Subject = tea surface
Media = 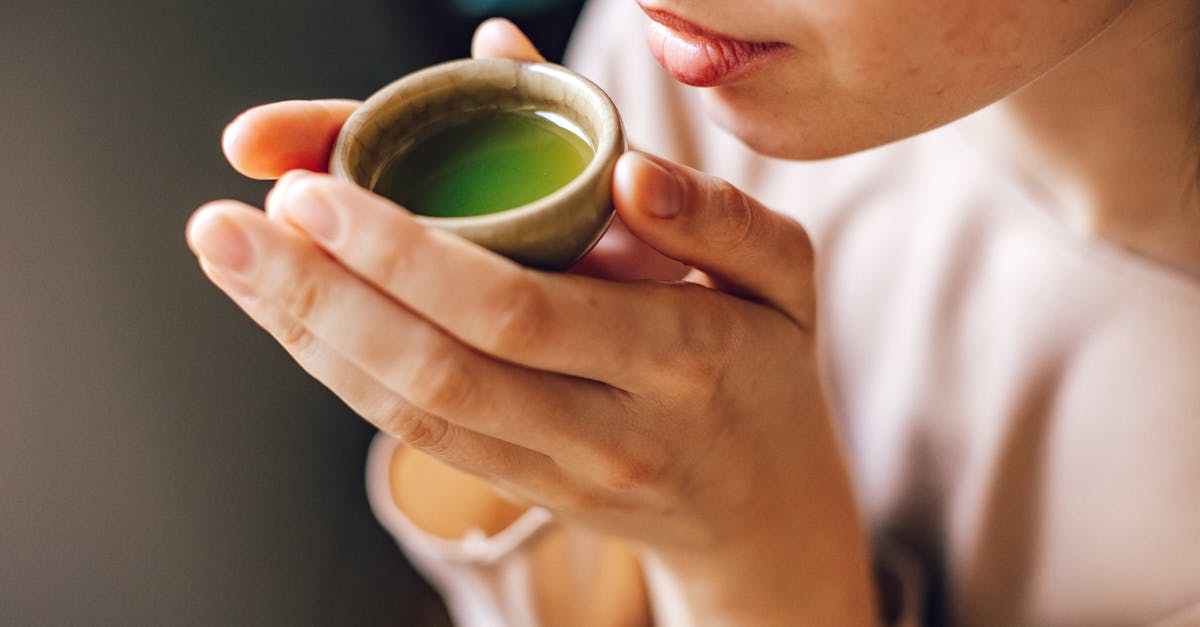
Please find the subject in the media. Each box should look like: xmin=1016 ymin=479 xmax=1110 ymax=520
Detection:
xmin=373 ymin=110 xmax=594 ymax=218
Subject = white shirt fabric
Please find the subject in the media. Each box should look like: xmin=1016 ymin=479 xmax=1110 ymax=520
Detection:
xmin=367 ymin=0 xmax=1200 ymax=624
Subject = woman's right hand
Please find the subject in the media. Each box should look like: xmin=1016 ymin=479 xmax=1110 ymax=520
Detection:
xmin=221 ymin=17 xmax=540 ymax=182
xmin=218 ymin=19 xmax=551 ymax=540
xmin=221 ymin=20 xmax=685 ymax=285
xmin=219 ymin=17 xmax=678 ymax=538
xmin=218 ymin=19 xmax=652 ymax=627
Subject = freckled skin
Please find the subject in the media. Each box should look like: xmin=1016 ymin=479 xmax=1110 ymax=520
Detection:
xmin=644 ymin=0 xmax=1133 ymax=158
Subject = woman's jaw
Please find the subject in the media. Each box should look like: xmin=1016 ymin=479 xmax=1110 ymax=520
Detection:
xmin=634 ymin=0 xmax=1138 ymax=161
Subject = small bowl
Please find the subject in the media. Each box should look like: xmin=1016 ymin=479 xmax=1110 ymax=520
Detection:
xmin=329 ymin=58 xmax=624 ymax=271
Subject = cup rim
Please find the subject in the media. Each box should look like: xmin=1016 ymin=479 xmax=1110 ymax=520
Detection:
xmin=330 ymin=57 xmax=624 ymax=227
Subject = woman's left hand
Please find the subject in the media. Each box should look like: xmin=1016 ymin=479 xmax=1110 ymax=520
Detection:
xmin=187 ymin=150 xmax=877 ymax=624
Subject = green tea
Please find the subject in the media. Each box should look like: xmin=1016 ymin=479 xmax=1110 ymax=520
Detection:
xmin=372 ymin=110 xmax=594 ymax=218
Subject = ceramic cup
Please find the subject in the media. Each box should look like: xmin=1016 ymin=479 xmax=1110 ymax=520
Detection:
xmin=329 ymin=58 xmax=625 ymax=271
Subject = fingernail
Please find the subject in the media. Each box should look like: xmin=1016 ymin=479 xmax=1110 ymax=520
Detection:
xmin=638 ymin=154 xmax=681 ymax=219
xmin=190 ymin=209 xmax=256 ymax=276
xmin=286 ymin=180 xmax=341 ymax=244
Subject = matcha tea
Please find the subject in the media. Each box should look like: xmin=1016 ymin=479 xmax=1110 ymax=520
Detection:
xmin=372 ymin=110 xmax=594 ymax=218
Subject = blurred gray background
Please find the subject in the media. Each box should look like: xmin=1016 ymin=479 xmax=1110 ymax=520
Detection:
xmin=0 ymin=1 xmax=581 ymax=624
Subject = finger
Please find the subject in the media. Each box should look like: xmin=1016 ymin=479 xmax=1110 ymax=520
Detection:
xmin=471 ymin=17 xmax=545 ymax=62
xmin=222 ymin=99 xmax=360 ymax=180
xmin=270 ymin=172 xmax=721 ymax=393
xmin=187 ymin=200 xmax=630 ymax=459
xmin=198 ymin=260 xmax=565 ymax=492
xmin=570 ymin=215 xmax=690 ymax=281
xmin=612 ymin=152 xmax=817 ymax=327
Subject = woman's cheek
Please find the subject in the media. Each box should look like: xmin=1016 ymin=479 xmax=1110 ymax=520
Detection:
xmin=697 ymin=0 xmax=1132 ymax=160
xmin=696 ymin=6 xmax=952 ymax=159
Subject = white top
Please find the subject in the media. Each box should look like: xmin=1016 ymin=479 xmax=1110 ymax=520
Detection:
xmin=367 ymin=0 xmax=1200 ymax=624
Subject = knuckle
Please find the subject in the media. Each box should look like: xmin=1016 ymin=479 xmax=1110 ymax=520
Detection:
xmin=775 ymin=216 xmax=817 ymax=327
xmin=667 ymin=295 xmax=738 ymax=389
xmin=375 ymin=228 xmax=418 ymax=294
xmin=405 ymin=347 xmax=474 ymax=413
xmin=681 ymin=350 xmax=727 ymax=390
xmin=381 ymin=402 xmax=452 ymax=452
xmin=482 ymin=274 xmax=549 ymax=354
xmin=274 ymin=315 xmax=308 ymax=348
xmin=780 ymin=214 xmax=815 ymax=267
xmin=376 ymin=397 xmax=418 ymax=435
xmin=282 ymin=272 xmax=323 ymax=323
xmin=652 ymin=341 xmax=721 ymax=391
xmin=598 ymin=448 xmax=669 ymax=493
xmin=275 ymin=316 xmax=319 ymax=359
xmin=705 ymin=179 xmax=755 ymax=252
xmin=557 ymin=486 xmax=607 ymax=514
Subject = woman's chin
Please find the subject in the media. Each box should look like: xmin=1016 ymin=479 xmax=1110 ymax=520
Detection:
xmin=701 ymin=89 xmax=892 ymax=162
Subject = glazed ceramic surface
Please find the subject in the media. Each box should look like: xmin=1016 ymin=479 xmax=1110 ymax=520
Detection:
xmin=330 ymin=58 xmax=624 ymax=270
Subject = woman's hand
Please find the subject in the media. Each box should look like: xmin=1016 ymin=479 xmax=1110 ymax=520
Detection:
xmin=197 ymin=19 xmax=877 ymax=625
xmin=220 ymin=19 xmax=684 ymax=284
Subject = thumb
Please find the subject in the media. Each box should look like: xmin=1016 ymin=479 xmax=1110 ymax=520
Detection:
xmin=471 ymin=18 xmax=545 ymax=62
xmin=613 ymin=152 xmax=817 ymax=327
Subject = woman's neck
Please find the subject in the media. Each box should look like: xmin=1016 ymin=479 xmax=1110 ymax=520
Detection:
xmin=966 ymin=0 xmax=1200 ymax=279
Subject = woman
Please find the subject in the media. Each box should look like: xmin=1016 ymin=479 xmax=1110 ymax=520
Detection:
xmin=188 ymin=0 xmax=1200 ymax=624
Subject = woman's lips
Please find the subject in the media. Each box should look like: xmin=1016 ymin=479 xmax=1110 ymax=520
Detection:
xmin=641 ymin=8 xmax=789 ymax=87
